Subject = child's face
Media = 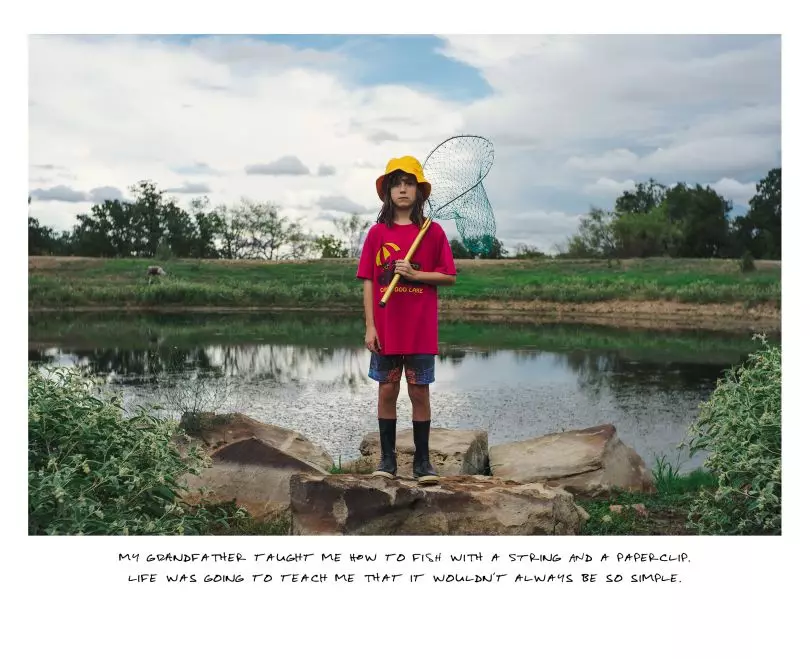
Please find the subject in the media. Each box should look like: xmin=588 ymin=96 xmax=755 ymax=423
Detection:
xmin=389 ymin=173 xmax=418 ymax=210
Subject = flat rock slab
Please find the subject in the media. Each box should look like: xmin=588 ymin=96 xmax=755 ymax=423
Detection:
xmin=289 ymin=473 xmax=588 ymax=535
xmin=488 ymin=424 xmax=655 ymax=497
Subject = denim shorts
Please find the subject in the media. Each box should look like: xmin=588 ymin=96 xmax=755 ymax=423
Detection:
xmin=368 ymin=353 xmax=435 ymax=385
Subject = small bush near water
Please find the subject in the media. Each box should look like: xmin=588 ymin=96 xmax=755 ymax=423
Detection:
xmin=683 ymin=336 xmax=781 ymax=534
xmin=28 ymin=366 xmax=247 ymax=535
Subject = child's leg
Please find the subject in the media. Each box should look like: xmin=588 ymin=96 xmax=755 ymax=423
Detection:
xmin=406 ymin=382 xmax=430 ymax=421
xmin=378 ymin=381 xmax=400 ymax=418
xmin=405 ymin=355 xmax=438 ymax=484
xmin=368 ymin=353 xmax=403 ymax=478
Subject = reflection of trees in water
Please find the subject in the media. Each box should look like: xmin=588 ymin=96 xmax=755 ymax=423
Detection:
xmin=438 ymin=348 xmax=468 ymax=365
xmin=334 ymin=350 xmax=369 ymax=392
xmin=438 ymin=347 xmax=507 ymax=364
xmin=556 ymin=350 xmax=732 ymax=404
xmin=29 ymin=349 xmax=57 ymax=366
xmin=209 ymin=345 xmax=358 ymax=385
xmin=29 ymin=343 xmax=372 ymax=390
xmin=29 ymin=346 xmax=218 ymax=381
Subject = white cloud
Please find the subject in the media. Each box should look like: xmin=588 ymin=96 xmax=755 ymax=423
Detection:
xmin=584 ymin=177 xmax=637 ymax=198
xmin=568 ymin=151 xmax=640 ymax=174
xmin=165 ymin=181 xmax=212 ymax=194
xmin=30 ymin=185 xmax=88 ymax=203
xmin=28 ymin=34 xmax=780 ymax=253
xmin=367 ymin=129 xmax=399 ymax=144
xmin=245 ymin=156 xmax=310 ymax=176
xmin=172 ymin=162 xmax=221 ymax=176
xmin=89 ymin=186 xmax=126 ymax=203
xmin=566 ymin=136 xmax=777 ymax=178
xmin=708 ymin=177 xmax=758 ymax=207
xmin=317 ymin=195 xmax=368 ymax=214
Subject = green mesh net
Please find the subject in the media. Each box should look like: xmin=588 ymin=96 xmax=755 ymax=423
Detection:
xmin=422 ymin=135 xmax=496 ymax=256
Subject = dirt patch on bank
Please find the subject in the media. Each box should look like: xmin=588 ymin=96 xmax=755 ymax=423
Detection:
xmin=29 ymin=299 xmax=780 ymax=333
xmin=439 ymin=299 xmax=781 ymax=332
xmin=29 ymin=256 xmax=102 ymax=270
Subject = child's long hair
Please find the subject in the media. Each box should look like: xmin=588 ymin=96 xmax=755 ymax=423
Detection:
xmin=376 ymin=170 xmax=427 ymax=229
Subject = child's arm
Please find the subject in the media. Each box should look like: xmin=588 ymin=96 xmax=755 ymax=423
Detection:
xmin=394 ymin=224 xmax=457 ymax=285
xmin=411 ymin=270 xmax=456 ymax=286
xmin=363 ymin=279 xmax=381 ymax=352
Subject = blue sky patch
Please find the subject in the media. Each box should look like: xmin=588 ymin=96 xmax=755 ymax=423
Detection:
xmin=168 ymin=34 xmax=492 ymax=102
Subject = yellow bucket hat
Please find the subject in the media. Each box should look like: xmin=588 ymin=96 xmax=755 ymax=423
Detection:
xmin=375 ymin=155 xmax=431 ymax=201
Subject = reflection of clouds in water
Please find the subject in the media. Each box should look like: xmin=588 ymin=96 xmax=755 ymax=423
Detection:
xmin=434 ymin=349 xmax=577 ymax=389
xmin=32 ymin=343 xmax=718 ymax=471
xmin=190 ymin=345 xmax=373 ymax=387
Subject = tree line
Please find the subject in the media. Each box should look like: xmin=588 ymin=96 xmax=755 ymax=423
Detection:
xmin=561 ymin=168 xmax=781 ymax=260
xmin=28 ymin=180 xmax=371 ymax=260
xmin=28 ymin=168 xmax=780 ymax=261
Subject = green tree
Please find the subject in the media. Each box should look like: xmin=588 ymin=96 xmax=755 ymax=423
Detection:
xmin=513 ymin=243 xmax=546 ymax=258
xmin=663 ymin=183 xmax=732 ymax=257
xmin=285 ymin=225 xmax=316 ymax=260
xmin=450 ymin=238 xmax=471 ymax=259
xmin=612 ymin=204 xmax=677 ymax=258
xmin=188 ymin=197 xmax=223 ymax=259
xmin=565 ymin=207 xmax=617 ymax=258
xmin=128 ymin=180 xmax=166 ymax=257
xmin=217 ymin=199 xmax=304 ymax=260
xmin=29 ymin=216 xmax=57 ymax=255
xmin=28 ymin=195 xmax=68 ymax=256
xmin=732 ymin=167 xmax=781 ymax=259
xmin=487 ymin=238 xmax=509 ymax=259
xmin=72 ymin=205 xmax=117 ymax=257
xmin=314 ymin=234 xmax=349 ymax=258
xmin=615 ymin=179 xmax=667 ymax=215
xmin=333 ymin=214 xmax=372 ymax=258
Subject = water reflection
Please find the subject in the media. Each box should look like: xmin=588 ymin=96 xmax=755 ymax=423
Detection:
xmin=29 ymin=339 xmax=736 ymax=471
xmin=31 ymin=308 xmax=770 ymax=471
xmin=28 ymin=343 xmax=729 ymax=394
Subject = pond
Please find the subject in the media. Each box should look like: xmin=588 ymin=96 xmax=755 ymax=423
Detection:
xmin=28 ymin=310 xmax=776 ymax=472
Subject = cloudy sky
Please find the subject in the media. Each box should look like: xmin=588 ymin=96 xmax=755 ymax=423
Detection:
xmin=28 ymin=34 xmax=781 ymax=254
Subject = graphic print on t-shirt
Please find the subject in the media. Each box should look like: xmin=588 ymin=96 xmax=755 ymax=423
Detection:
xmin=375 ymin=241 xmax=421 ymax=286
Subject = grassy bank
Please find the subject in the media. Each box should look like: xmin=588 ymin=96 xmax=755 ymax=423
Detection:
xmin=29 ymin=256 xmax=780 ymax=310
xmin=579 ymin=461 xmax=718 ymax=535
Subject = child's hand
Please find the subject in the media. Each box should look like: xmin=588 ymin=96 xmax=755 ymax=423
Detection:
xmin=394 ymin=260 xmax=419 ymax=281
xmin=365 ymin=327 xmax=381 ymax=353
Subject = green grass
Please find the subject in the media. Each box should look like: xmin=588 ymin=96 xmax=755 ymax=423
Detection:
xmin=28 ymin=256 xmax=781 ymax=309
xmin=578 ymin=455 xmax=718 ymax=535
xmin=204 ymin=504 xmax=291 ymax=535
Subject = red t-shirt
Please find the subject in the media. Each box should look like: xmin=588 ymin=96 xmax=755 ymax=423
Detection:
xmin=356 ymin=220 xmax=457 ymax=355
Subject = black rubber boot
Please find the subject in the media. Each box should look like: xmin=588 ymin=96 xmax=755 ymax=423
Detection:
xmin=372 ymin=418 xmax=397 ymax=478
xmin=413 ymin=420 xmax=439 ymax=485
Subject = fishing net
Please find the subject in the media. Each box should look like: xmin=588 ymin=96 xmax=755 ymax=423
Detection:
xmin=422 ymin=135 xmax=496 ymax=256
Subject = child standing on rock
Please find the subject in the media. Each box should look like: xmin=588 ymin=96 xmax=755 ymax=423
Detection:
xmin=356 ymin=155 xmax=457 ymax=485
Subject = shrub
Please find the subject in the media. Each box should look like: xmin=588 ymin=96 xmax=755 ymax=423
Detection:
xmin=28 ymin=366 xmax=244 ymax=535
xmin=740 ymin=250 xmax=756 ymax=273
xmin=683 ymin=336 xmax=781 ymax=534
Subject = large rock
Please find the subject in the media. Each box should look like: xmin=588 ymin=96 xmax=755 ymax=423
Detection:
xmin=348 ymin=427 xmax=488 ymax=476
xmin=289 ymin=473 xmax=588 ymax=535
xmin=182 ymin=436 xmax=328 ymax=520
xmin=488 ymin=424 xmax=655 ymax=497
xmin=182 ymin=412 xmax=334 ymax=472
xmin=177 ymin=413 xmax=334 ymax=520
